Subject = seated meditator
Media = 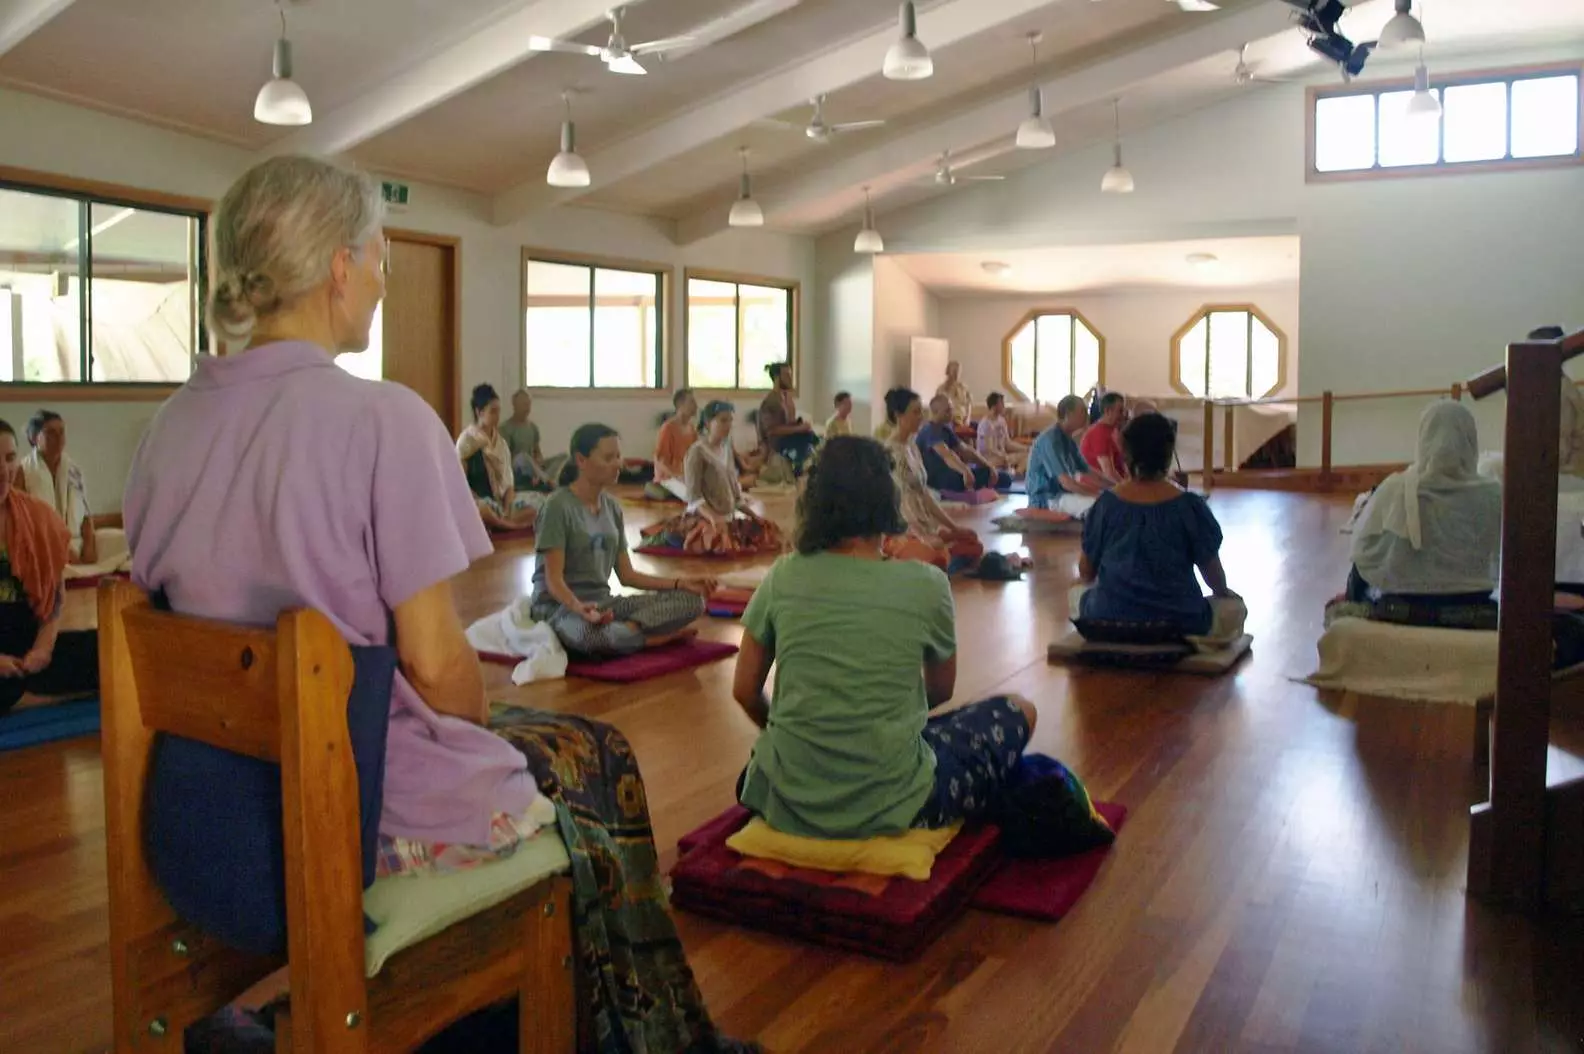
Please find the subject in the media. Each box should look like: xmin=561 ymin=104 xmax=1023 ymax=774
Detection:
xmin=457 ymin=383 xmax=545 ymax=532
xmin=19 ymin=409 xmax=129 ymax=570
xmin=935 ymin=361 xmax=973 ymax=428
xmin=873 ymin=401 xmax=898 ymax=444
xmin=1346 ymin=401 xmax=1500 ymax=620
xmin=1080 ymin=391 xmax=1129 ymax=484
xmin=1025 ymin=395 xmax=1108 ymax=518
xmin=1076 ymin=412 xmax=1236 ymax=637
xmin=1534 ymin=324 xmax=1584 ymax=490
xmin=757 ymin=362 xmax=819 ymax=478
xmin=917 ymin=395 xmax=1010 ymax=493
xmin=0 ymin=420 xmax=99 ymax=718
xmin=882 ymin=388 xmax=990 ymax=572
xmin=731 ymin=434 xmax=1038 ymax=839
xmin=976 ymin=392 xmax=1029 ymax=475
xmin=121 ymin=156 xmax=750 ymax=1051
xmin=499 ymin=388 xmax=561 ymax=491
xmin=641 ymin=401 xmax=785 ymax=557
xmin=531 ymin=423 xmax=714 ymax=657
xmin=825 ymin=390 xmax=854 ymax=438
xmin=654 ymin=388 xmax=699 ymax=487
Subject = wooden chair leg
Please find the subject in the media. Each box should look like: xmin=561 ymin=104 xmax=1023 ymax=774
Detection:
xmin=521 ymin=876 xmax=577 ymax=1054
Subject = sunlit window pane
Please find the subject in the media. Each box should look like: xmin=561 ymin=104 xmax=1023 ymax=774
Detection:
xmin=1177 ymin=318 xmax=1208 ymax=397
xmin=89 ymin=204 xmax=197 ymax=382
xmin=1207 ymin=311 xmax=1251 ymax=399
xmin=1008 ymin=321 xmax=1035 ymax=401
xmin=525 ymin=260 xmax=591 ymax=388
xmin=1034 ymin=314 xmax=1073 ymax=403
xmin=335 ymin=302 xmax=383 ymax=379
xmin=740 ymin=284 xmax=789 ymax=391
xmin=686 ymin=277 xmax=793 ymax=389
xmin=1511 ymin=75 xmax=1580 ymax=159
xmin=1378 ymin=89 xmax=1441 ymax=168
xmin=1250 ymin=317 xmax=1280 ymax=397
xmin=1315 ymin=94 xmax=1377 ymax=171
xmin=1073 ymin=322 xmax=1101 ymax=402
xmin=525 ymin=260 xmax=663 ymax=389
xmin=1443 ymin=81 xmax=1508 ymax=163
xmin=593 ymin=267 xmax=658 ymax=388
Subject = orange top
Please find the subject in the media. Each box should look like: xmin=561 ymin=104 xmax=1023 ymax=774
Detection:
xmin=3 ymin=488 xmax=71 ymax=620
xmin=655 ymin=417 xmax=697 ymax=481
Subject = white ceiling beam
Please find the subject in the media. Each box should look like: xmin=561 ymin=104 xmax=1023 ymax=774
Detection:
xmin=490 ymin=0 xmax=1064 ymax=225
xmin=260 ymin=0 xmax=613 ymax=159
xmin=674 ymin=2 xmax=1298 ymax=244
xmin=0 ymin=0 xmax=75 ymax=57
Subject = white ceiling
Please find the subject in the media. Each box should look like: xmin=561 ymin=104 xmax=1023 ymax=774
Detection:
xmin=893 ymin=236 xmax=1302 ymax=297
xmin=0 ymin=0 xmax=1580 ymax=241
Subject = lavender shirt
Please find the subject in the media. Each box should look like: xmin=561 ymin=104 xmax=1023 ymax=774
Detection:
xmin=124 ymin=341 xmax=536 ymax=846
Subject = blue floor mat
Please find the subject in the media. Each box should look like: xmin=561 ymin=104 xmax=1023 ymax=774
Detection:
xmin=0 ymin=698 xmax=101 ymax=752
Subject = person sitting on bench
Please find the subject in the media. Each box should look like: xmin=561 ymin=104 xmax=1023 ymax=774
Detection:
xmin=1076 ymin=412 xmax=1236 ymax=637
xmin=457 ymin=384 xmax=544 ymax=532
xmin=730 ymin=433 xmax=1038 ymax=839
xmin=531 ymin=423 xmax=714 ymax=657
xmin=917 ymin=394 xmax=1009 ymax=493
xmin=1026 ymin=395 xmax=1108 ymax=518
xmin=1346 ymin=401 xmax=1500 ymax=622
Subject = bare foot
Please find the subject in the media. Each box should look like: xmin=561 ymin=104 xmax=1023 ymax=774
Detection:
xmin=644 ymin=626 xmax=700 ymax=649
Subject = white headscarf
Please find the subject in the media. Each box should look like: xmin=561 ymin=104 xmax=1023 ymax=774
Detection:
xmin=1352 ymin=401 xmax=1502 ymax=594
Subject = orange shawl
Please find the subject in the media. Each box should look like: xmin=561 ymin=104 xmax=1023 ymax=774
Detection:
xmin=4 ymin=488 xmax=71 ymax=620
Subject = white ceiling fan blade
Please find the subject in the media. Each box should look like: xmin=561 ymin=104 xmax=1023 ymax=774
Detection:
xmin=527 ymin=36 xmax=605 ymax=58
xmin=752 ymin=117 xmax=809 ymax=132
xmin=963 ymin=175 xmax=1006 ymax=181
xmin=630 ymin=35 xmax=695 ymax=55
xmin=604 ymin=53 xmax=649 ymax=74
xmin=829 ymin=120 xmax=886 ymax=133
xmin=1175 ymin=0 xmax=1220 ymax=11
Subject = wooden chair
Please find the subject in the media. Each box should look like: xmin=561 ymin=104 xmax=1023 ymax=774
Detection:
xmin=99 ymin=579 xmax=577 ymax=1053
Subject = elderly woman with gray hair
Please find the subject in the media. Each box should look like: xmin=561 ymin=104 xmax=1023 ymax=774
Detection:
xmin=641 ymin=399 xmax=785 ymax=556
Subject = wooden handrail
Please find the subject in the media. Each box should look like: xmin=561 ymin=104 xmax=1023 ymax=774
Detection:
xmin=1466 ymin=328 xmax=1584 ymax=400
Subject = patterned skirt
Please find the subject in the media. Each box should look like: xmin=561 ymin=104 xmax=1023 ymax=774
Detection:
xmin=641 ymin=510 xmax=785 ymax=557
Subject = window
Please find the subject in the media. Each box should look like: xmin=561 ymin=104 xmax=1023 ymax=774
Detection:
xmin=685 ymin=273 xmax=796 ymax=390
xmin=522 ymin=253 xmax=665 ymax=389
xmin=334 ymin=302 xmax=383 ymax=379
xmin=1311 ymin=67 xmax=1581 ymax=179
xmin=1001 ymin=310 xmax=1103 ymax=406
xmin=1172 ymin=306 xmax=1285 ymax=400
xmin=0 ymin=180 xmax=205 ymax=385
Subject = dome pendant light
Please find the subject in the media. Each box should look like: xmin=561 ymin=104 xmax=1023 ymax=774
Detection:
xmin=1379 ymin=0 xmax=1426 ymax=49
xmin=882 ymin=1 xmax=933 ymax=81
xmin=1101 ymin=98 xmax=1134 ymax=194
xmin=853 ymin=186 xmax=884 ymax=254
xmin=254 ymin=9 xmax=313 ymax=126
xmin=728 ymin=146 xmax=764 ymax=227
xmin=1405 ymin=54 xmax=1441 ymax=120
xmin=546 ymin=92 xmax=591 ymax=188
xmin=1015 ymin=32 xmax=1055 ymax=149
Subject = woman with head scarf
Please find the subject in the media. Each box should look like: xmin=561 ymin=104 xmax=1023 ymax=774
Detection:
xmin=1347 ymin=401 xmax=1501 ymax=607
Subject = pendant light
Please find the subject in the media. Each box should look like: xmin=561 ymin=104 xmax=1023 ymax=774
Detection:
xmin=853 ymin=187 xmax=884 ymax=254
xmin=254 ymin=7 xmax=312 ymax=126
xmin=728 ymin=146 xmax=764 ymax=227
xmin=1100 ymin=98 xmax=1134 ymax=194
xmin=882 ymin=2 xmax=933 ymax=81
xmin=1015 ymin=32 xmax=1055 ymax=150
xmin=1379 ymin=0 xmax=1426 ymax=50
xmin=546 ymin=92 xmax=591 ymax=188
xmin=1405 ymin=50 xmax=1441 ymax=120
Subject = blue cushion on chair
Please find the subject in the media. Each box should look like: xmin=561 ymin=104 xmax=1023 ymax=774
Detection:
xmin=146 ymin=643 xmax=397 ymax=956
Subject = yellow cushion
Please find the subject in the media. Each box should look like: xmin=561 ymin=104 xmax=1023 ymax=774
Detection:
xmin=362 ymin=829 xmax=572 ymax=977
xmin=725 ymin=819 xmax=962 ymax=882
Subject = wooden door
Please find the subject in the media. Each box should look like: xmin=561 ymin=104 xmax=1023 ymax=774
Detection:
xmin=382 ymin=233 xmax=460 ymax=432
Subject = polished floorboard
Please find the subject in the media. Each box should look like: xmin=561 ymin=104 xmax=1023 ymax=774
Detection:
xmin=4 ymin=489 xmax=1584 ymax=1053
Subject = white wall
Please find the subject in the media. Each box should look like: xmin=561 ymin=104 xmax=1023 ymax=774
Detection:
xmin=864 ymin=46 xmax=1584 ymax=468
xmin=0 ymin=87 xmax=817 ymax=508
xmin=933 ymin=284 xmax=1300 ymax=406
xmin=813 ymin=234 xmax=875 ymax=430
xmin=870 ymin=256 xmax=940 ymax=429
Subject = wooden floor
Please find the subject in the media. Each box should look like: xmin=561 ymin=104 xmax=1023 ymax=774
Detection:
xmin=5 ymin=490 xmax=1584 ymax=1053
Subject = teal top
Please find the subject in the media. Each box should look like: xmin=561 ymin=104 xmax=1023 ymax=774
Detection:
xmin=739 ymin=552 xmax=957 ymax=838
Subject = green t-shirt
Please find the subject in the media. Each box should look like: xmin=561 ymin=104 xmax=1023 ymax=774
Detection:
xmin=739 ymin=552 xmax=957 ymax=838
xmin=530 ymin=489 xmax=627 ymax=605
xmin=499 ymin=418 xmax=540 ymax=462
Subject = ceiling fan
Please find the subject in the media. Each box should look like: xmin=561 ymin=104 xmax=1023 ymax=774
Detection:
xmin=918 ymin=150 xmax=1006 ymax=187
xmin=1232 ymin=44 xmax=1299 ymax=86
xmin=526 ymin=6 xmax=693 ymax=76
xmin=758 ymin=94 xmax=886 ymax=142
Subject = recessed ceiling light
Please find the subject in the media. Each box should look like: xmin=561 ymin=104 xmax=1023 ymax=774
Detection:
xmin=1186 ymin=252 xmax=1218 ymax=268
xmin=981 ymin=261 xmax=1012 ymax=276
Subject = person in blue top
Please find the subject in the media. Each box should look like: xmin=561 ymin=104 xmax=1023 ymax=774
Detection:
xmin=1025 ymin=395 xmax=1108 ymax=518
xmin=1076 ymin=411 xmax=1236 ymax=636
xmin=915 ymin=395 xmax=1008 ymax=492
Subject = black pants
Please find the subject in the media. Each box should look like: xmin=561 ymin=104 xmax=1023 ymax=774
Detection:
xmin=0 ymin=600 xmax=99 ymax=718
xmin=1344 ymin=566 xmax=1491 ymax=609
xmin=926 ymin=461 xmax=1002 ymax=493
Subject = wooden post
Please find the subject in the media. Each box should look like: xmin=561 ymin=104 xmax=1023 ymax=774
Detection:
xmin=1320 ymin=391 xmax=1334 ymax=486
xmin=1202 ymin=400 xmax=1215 ymax=493
xmin=1223 ymin=405 xmax=1235 ymax=473
xmin=1469 ymin=339 xmax=1561 ymax=907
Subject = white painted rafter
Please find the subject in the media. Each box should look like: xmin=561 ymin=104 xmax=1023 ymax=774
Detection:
xmin=0 ymin=0 xmax=75 ymax=58
xmin=673 ymin=2 xmax=1299 ymax=244
xmin=260 ymin=0 xmax=616 ymax=159
xmin=490 ymin=0 xmax=1066 ymax=226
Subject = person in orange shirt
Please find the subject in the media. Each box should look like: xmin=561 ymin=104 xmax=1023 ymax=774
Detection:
xmin=655 ymin=388 xmax=699 ymax=483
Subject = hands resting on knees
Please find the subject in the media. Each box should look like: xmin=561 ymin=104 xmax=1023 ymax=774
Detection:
xmin=0 ymin=647 xmax=51 ymax=678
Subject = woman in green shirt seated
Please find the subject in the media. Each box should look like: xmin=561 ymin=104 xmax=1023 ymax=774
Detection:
xmin=731 ymin=435 xmax=1038 ymax=839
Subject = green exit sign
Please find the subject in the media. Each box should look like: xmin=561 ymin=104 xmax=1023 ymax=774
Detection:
xmin=381 ymin=181 xmax=410 ymax=207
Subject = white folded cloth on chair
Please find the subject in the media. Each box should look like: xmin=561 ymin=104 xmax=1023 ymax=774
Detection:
xmin=65 ymin=528 xmax=132 ymax=579
xmin=1302 ymin=616 xmax=1496 ymax=704
xmin=466 ymin=599 xmax=568 ymax=685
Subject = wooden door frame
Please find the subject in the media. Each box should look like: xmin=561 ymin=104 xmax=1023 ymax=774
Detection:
xmin=386 ymin=227 xmax=462 ymax=433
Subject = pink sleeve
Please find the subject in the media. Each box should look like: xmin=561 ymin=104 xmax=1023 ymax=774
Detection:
xmin=368 ymin=388 xmax=493 ymax=610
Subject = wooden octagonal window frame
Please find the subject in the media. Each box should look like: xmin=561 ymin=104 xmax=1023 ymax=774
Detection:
xmin=1169 ymin=303 xmax=1288 ymax=400
xmin=999 ymin=307 xmax=1106 ymax=406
